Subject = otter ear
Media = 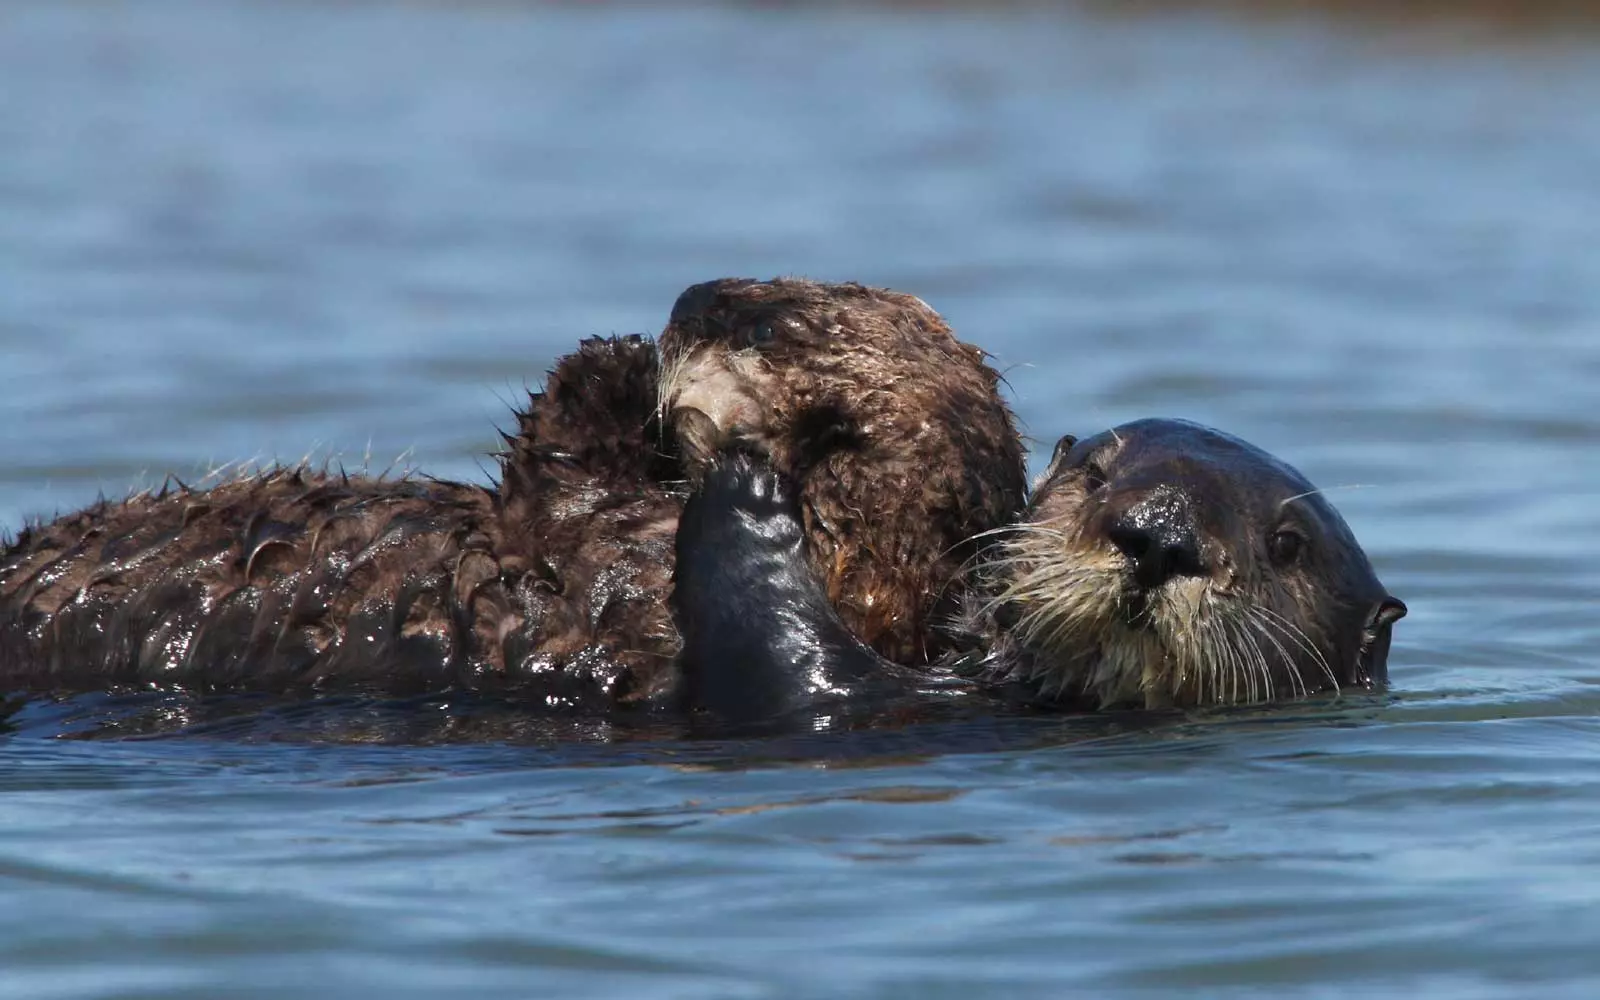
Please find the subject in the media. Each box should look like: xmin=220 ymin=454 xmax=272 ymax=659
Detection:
xmin=1355 ymin=596 xmax=1406 ymax=685
xmin=1044 ymin=435 xmax=1078 ymax=478
xmin=1050 ymin=434 xmax=1078 ymax=462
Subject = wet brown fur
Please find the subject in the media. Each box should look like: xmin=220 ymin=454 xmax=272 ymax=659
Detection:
xmin=1 ymin=278 xmax=1028 ymax=705
xmin=659 ymin=278 xmax=1027 ymax=663
xmin=0 ymin=336 xmax=684 ymax=705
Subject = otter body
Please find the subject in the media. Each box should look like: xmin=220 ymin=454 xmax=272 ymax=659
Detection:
xmin=0 ymin=336 xmax=683 ymax=705
xmin=674 ymin=419 xmax=1406 ymax=723
xmin=0 ymin=278 xmax=1027 ymax=710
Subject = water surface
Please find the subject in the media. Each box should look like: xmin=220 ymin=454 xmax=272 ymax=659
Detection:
xmin=2 ymin=1 xmax=1599 ymax=996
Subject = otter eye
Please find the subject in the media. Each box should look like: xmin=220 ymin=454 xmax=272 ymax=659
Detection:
xmin=1269 ymin=529 xmax=1305 ymax=565
xmin=1082 ymin=462 xmax=1108 ymax=493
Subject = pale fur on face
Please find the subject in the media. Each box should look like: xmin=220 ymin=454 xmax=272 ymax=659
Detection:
xmin=990 ymin=515 xmax=1339 ymax=710
xmin=657 ymin=343 xmax=782 ymax=459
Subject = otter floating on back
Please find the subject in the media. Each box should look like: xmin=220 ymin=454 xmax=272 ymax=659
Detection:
xmin=673 ymin=419 xmax=1406 ymax=722
xmin=0 ymin=278 xmax=1025 ymax=711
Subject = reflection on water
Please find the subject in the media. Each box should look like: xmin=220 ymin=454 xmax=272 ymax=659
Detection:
xmin=2 ymin=1 xmax=1600 ymax=997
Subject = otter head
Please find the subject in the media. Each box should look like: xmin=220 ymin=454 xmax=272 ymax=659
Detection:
xmin=998 ymin=418 xmax=1405 ymax=709
xmin=658 ymin=277 xmax=1004 ymax=475
xmin=657 ymin=276 xmax=1026 ymax=662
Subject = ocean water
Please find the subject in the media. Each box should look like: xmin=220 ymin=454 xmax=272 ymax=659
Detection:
xmin=2 ymin=1 xmax=1599 ymax=996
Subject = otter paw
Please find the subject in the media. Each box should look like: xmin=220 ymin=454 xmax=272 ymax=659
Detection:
xmin=695 ymin=449 xmax=796 ymax=521
xmin=677 ymin=450 xmax=805 ymax=568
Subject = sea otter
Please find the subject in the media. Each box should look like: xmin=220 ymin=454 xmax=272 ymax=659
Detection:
xmin=0 ymin=278 xmax=1025 ymax=709
xmin=672 ymin=419 xmax=1407 ymax=722
xmin=656 ymin=277 xmax=1026 ymax=662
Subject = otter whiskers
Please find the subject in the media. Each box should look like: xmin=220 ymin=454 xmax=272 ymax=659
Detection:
xmin=654 ymin=344 xmax=692 ymax=433
xmin=1252 ymin=604 xmax=1338 ymax=694
xmin=994 ymin=511 xmax=1349 ymax=708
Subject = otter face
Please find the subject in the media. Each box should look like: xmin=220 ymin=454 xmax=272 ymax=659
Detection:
xmin=655 ymin=276 xmax=1026 ymax=664
xmin=999 ymin=418 xmax=1405 ymax=710
xmin=657 ymin=277 xmax=971 ymax=477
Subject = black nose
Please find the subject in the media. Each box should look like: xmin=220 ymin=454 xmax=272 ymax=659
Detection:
xmin=1108 ymin=496 xmax=1206 ymax=590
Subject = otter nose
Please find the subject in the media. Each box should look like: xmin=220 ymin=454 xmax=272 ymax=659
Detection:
xmin=1108 ymin=495 xmax=1206 ymax=590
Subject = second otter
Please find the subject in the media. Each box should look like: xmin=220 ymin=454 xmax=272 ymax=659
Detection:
xmin=674 ymin=418 xmax=1407 ymax=720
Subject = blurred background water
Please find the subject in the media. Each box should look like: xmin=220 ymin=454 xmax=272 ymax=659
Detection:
xmin=2 ymin=1 xmax=1599 ymax=996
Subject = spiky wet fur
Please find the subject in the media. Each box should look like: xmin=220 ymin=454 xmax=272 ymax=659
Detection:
xmin=0 ymin=336 xmax=686 ymax=705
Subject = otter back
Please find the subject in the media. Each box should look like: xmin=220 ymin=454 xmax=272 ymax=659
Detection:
xmin=0 ymin=336 xmax=685 ymax=706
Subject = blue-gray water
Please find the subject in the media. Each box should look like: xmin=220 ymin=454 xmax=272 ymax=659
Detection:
xmin=3 ymin=1 xmax=1599 ymax=996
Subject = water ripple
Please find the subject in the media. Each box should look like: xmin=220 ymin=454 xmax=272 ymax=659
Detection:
xmin=3 ymin=1 xmax=1600 ymax=997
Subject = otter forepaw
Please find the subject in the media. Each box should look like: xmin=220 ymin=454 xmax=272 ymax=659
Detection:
xmin=687 ymin=449 xmax=799 ymax=532
xmin=673 ymin=445 xmax=895 ymax=728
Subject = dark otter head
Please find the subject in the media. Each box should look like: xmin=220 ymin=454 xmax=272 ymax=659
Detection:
xmin=658 ymin=276 xmax=1027 ymax=662
xmin=998 ymin=418 xmax=1405 ymax=709
xmin=659 ymin=277 xmax=997 ymax=473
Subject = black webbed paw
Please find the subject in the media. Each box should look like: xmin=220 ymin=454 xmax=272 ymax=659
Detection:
xmin=676 ymin=448 xmax=803 ymax=561
xmin=672 ymin=445 xmax=896 ymax=726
